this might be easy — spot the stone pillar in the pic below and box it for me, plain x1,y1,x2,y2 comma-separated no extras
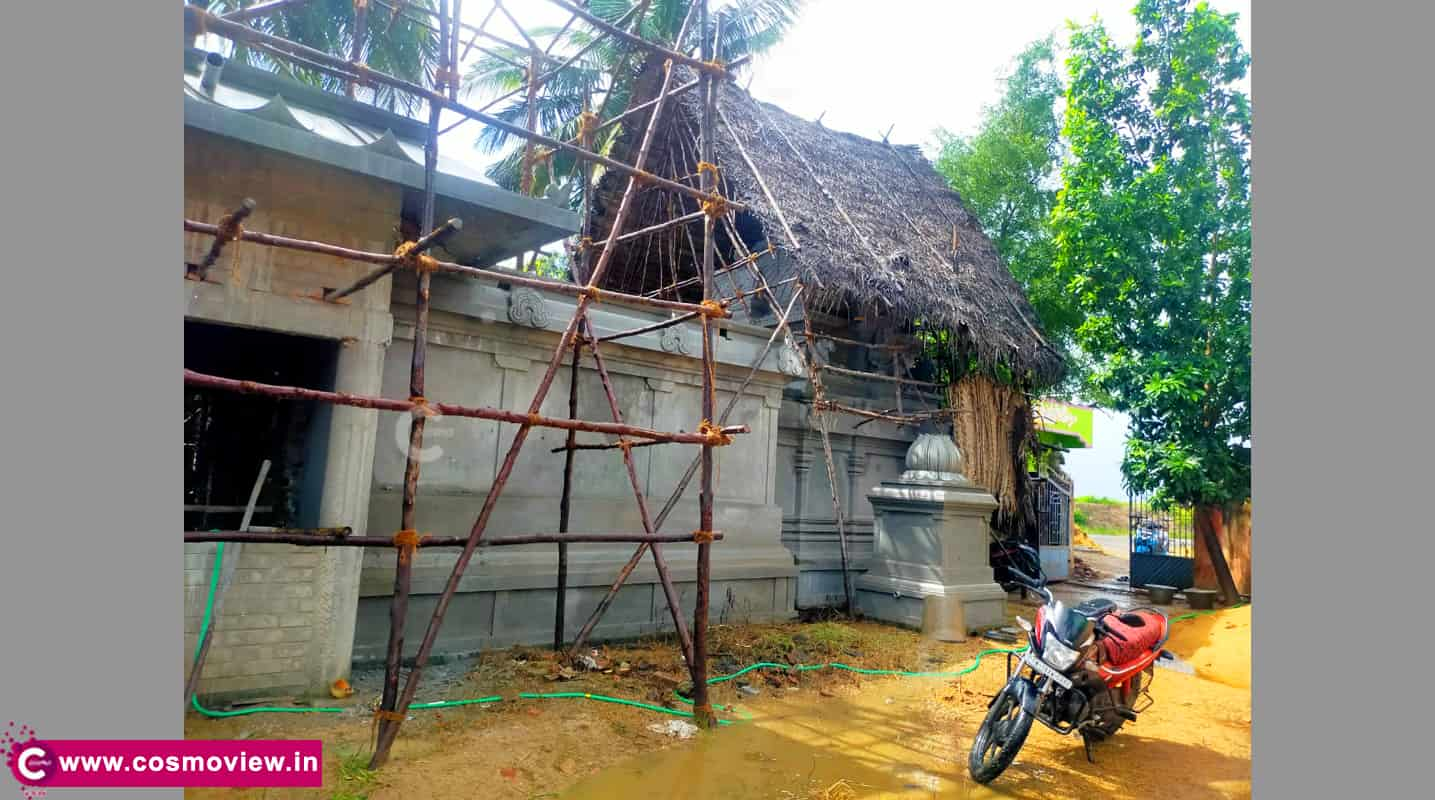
855,432,1007,632
308,337,384,693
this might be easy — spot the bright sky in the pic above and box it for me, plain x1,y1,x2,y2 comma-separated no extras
445,0,1251,165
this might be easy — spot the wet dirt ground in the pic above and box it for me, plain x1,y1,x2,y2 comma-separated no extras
185,597,1249,800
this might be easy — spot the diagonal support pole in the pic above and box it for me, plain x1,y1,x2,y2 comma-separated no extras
582,322,695,668
369,8,699,764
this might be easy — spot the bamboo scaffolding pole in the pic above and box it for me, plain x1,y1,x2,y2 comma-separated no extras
188,198,255,282
374,1,452,760
184,218,727,317
565,285,803,660
805,330,917,352
323,218,462,301
798,288,854,613
372,7,702,762
591,210,704,250
714,102,801,251
691,0,717,728
543,0,728,79
183,531,718,547
819,362,942,389
458,2,499,61
347,0,368,98
184,369,747,444
593,309,700,344
371,0,563,68
555,335,581,651
222,0,310,23
182,5,742,212
744,91,882,264
437,5,637,135
584,323,694,668
811,400,959,425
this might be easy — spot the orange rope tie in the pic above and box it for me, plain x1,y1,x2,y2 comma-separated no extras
393,529,422,565
527,413,544,428
692,529,716,544
700,193,730,219
372,709,405,723
585,286,605,304
699,299,728,319
413,254,441,274
696,161,721,184
697,419,734,447
577,110,600,145
409,396,439,418
215,213,245,243
577,236,595,252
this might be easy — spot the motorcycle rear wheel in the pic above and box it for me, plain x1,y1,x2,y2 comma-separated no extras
968,684,1033,784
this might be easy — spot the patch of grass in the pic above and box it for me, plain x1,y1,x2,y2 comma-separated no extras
1076,495,1124,505
752,630,798,661
332,750,378,800
1073,509,1090,526
802,622,860,657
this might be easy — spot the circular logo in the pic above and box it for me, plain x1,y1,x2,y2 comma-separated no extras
10,741,56,786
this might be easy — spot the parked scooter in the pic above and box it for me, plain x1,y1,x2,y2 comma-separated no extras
968,545,1172,784
1132,519,1170,555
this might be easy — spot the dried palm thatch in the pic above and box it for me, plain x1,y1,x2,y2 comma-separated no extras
588,60,1064,388
950,374,1038,538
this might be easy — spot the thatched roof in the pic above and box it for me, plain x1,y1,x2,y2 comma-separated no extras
589,63,1064,387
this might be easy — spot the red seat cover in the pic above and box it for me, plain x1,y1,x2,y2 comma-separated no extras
1099,611,1166,668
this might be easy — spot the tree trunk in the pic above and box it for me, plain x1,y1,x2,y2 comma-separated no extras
1195,503,1241,605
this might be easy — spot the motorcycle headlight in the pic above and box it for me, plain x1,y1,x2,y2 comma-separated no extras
1041,634,1080,671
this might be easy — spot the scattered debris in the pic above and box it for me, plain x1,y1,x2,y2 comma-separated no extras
738,685,761,697
647,720,699,740
1071,557,1102,581
329,678,355,699
982,629,1018,643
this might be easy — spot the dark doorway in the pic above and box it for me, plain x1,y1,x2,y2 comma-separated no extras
184,321,339,532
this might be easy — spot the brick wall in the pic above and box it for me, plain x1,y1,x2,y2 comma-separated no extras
183,129,400,700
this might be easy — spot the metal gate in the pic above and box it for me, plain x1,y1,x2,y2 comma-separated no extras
1128,492,1195,588
1033,476,1071,582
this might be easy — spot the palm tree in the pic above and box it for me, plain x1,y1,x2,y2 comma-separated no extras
462,0,806,198
202,0,441,115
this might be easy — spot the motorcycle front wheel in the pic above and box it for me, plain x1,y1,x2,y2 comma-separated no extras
968,683,1034,784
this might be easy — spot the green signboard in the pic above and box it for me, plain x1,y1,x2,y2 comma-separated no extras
1033,399,1095,450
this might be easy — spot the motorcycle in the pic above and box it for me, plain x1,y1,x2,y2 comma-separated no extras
968,545,1172,784
989,535,1040,594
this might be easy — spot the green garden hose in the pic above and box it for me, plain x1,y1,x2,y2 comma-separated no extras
191,540,1238,725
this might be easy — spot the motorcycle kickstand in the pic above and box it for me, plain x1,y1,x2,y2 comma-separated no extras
1081,733,1097,764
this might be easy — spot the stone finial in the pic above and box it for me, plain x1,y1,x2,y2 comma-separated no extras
902,433,966,483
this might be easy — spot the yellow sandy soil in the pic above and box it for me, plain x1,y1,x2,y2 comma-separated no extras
184,608,1250,800
1165,604,1251,689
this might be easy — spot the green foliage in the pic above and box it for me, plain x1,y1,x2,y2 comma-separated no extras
1054,0,1251,509
1072,508,1089,526
209,1,440,114
1074,495,1123,506
934,38,1083,392
464,0,806,197
332,749,378,800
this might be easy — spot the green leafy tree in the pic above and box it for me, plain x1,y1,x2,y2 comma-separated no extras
1055,0,1250,599
203,0,440,114
463,0,806,196
935,37,1083,391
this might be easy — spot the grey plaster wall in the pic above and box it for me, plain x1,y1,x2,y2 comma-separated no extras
776,369,941,609
351,274,798,661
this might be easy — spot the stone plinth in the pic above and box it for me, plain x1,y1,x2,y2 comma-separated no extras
855,433,1006,632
